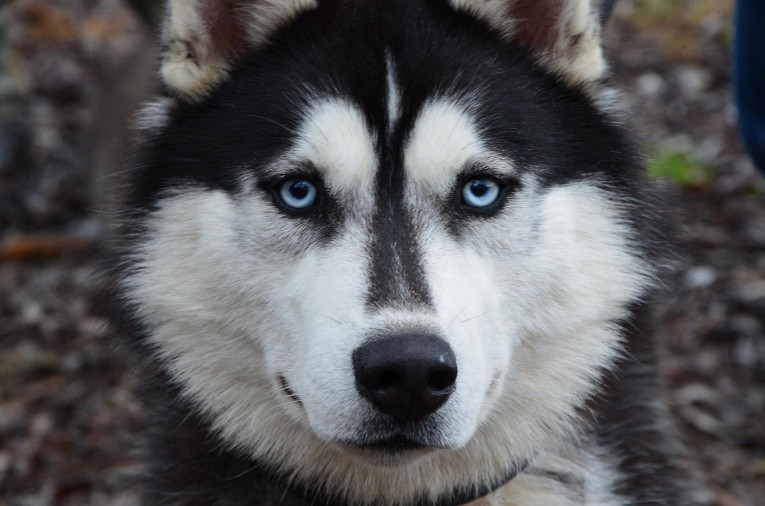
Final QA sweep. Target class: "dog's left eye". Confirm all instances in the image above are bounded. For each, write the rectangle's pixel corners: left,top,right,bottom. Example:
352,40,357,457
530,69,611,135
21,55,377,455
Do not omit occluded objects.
461,178,502,209
278,179,317,209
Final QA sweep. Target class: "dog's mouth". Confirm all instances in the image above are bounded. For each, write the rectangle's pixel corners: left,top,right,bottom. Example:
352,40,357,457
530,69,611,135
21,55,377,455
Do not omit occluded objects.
338,434,435,464
354,434,428,453
277,374,302,405
276,374,453,458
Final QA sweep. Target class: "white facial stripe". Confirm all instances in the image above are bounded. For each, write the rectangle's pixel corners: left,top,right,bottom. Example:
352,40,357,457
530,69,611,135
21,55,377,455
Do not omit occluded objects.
291,99,377,193
385,52,401,133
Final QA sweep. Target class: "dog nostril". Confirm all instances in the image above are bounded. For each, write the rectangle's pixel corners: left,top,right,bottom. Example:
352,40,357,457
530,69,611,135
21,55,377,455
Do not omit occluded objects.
377,370,399,390
428,366,457,391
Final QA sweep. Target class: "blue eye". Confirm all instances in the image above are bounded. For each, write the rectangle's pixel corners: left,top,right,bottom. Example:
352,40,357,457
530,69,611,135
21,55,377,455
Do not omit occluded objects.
279,179,317,209
462,178,501,208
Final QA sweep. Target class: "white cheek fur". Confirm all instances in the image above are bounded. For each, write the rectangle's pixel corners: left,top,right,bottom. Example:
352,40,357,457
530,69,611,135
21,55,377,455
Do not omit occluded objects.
410,172,654,470
123,174,652,505
474,181,652,456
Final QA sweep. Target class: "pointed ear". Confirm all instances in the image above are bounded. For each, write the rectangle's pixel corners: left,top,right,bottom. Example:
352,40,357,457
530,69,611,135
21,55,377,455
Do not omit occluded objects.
450,0,607,85
161,0,317,100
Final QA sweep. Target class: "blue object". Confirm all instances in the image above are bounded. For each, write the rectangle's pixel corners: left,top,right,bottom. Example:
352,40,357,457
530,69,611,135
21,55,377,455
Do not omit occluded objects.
734,0,765,173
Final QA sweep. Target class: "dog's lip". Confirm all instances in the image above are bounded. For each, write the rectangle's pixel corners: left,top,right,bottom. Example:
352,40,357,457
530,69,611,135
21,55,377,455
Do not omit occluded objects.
277,374,302,405
486,369,502,399
346,434,430,452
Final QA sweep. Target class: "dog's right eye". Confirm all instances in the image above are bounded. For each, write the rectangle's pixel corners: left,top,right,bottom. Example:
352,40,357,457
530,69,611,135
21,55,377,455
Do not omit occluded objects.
277,179,318,210
462,178,501,209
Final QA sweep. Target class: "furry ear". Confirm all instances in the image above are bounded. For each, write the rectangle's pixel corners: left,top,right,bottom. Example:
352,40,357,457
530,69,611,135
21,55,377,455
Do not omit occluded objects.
450,0,607,84
161,0,317,100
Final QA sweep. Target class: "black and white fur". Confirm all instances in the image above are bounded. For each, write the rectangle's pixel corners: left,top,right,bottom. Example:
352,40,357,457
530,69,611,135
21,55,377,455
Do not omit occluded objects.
109,0,694,504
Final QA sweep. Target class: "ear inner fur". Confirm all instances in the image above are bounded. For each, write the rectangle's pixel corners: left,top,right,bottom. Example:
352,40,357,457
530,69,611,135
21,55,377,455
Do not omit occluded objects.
449,0,606,84
201,0,251,60
161,0,317,100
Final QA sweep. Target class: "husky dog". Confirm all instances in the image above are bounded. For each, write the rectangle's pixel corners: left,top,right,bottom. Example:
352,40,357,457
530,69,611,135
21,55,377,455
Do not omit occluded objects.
110,0,693,504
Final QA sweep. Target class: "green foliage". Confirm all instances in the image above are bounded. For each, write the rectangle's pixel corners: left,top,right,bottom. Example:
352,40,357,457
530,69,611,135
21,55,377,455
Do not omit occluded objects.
634,0,687,21
647,147,716,187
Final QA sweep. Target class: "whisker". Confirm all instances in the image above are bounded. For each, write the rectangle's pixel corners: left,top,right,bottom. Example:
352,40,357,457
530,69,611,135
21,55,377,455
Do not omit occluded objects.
251,115,298,135
460,310,493,324
306,310,348,326
450,305,468,323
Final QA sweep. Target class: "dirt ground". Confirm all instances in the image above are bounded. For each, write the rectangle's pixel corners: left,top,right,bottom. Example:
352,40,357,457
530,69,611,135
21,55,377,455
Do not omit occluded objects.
0,1,763,505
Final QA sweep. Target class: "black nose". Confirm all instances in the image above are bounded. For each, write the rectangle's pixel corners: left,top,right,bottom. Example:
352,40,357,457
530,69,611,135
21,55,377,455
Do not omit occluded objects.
352,333,458,424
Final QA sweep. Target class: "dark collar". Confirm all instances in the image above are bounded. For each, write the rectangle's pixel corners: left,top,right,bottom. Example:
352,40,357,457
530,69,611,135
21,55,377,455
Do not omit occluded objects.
282,460,530,506
427,461,529,506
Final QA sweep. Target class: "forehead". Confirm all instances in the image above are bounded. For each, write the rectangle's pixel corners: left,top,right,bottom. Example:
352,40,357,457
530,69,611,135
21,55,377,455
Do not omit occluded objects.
252,0,534,188
287,97,489,195
225,0,545,147
135,0,623,204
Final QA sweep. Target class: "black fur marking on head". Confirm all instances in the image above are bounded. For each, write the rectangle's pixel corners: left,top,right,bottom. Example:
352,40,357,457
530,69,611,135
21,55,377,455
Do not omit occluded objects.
128,0,644,247
365,51,434,309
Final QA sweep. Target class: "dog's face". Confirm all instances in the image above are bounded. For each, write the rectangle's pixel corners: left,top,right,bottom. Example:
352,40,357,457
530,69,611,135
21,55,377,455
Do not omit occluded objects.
123,0,654,503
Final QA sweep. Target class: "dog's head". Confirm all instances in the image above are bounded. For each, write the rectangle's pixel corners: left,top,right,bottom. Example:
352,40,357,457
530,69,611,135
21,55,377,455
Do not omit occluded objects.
122,1,654,503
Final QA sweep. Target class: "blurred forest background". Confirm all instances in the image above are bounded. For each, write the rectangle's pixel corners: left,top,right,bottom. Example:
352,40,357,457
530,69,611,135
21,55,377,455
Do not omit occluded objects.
0,0,763,505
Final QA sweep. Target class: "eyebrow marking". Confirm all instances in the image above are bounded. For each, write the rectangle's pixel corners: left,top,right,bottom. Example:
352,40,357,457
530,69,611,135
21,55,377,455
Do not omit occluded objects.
289,98,378,192
403,98,485,193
